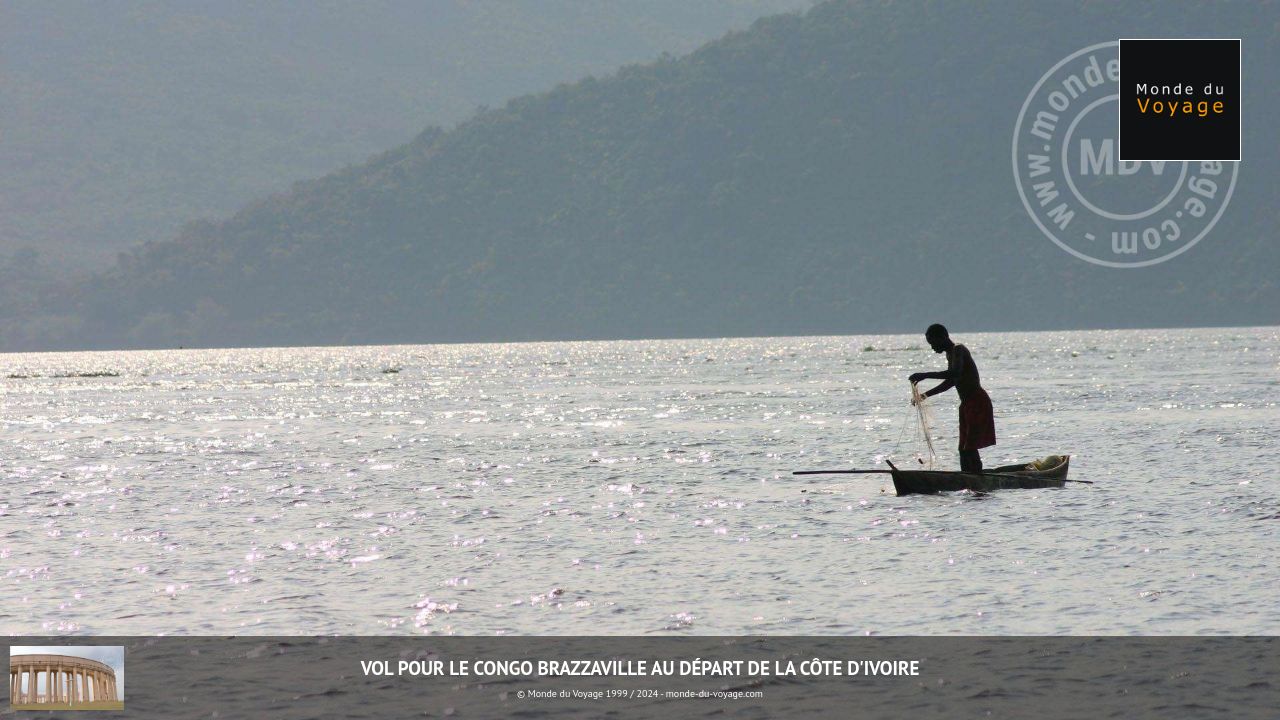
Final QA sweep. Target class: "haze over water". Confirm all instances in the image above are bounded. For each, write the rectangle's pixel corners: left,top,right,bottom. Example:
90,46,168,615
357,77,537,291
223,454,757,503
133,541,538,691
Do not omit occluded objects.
2,327,1276,635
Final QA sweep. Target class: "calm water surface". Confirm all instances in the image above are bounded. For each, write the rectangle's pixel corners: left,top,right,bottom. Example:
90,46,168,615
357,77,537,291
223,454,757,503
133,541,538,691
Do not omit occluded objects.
2,328,1277,635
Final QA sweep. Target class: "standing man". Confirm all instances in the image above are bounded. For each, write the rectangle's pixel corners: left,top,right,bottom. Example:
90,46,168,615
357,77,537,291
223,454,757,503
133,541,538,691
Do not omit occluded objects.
908,324,995,472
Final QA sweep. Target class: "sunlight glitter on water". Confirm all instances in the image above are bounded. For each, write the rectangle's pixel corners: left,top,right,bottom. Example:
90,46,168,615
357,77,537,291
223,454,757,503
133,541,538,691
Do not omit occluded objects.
1,327,1278,635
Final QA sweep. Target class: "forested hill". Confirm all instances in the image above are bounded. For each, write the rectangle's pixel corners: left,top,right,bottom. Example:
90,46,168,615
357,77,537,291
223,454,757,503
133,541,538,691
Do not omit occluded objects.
1,1,809,269
8,0,1278,350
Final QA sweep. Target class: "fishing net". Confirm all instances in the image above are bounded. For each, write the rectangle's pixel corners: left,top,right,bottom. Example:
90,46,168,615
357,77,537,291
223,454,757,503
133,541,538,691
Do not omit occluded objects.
910,382,937,470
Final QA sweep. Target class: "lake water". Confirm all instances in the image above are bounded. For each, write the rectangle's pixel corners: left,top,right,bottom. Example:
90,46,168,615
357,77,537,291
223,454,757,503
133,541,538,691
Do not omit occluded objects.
2,327,1277,635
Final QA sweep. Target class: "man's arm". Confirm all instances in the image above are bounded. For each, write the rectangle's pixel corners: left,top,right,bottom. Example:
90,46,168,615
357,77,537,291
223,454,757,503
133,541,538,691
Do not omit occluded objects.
923,378,954,398
910,348,965,397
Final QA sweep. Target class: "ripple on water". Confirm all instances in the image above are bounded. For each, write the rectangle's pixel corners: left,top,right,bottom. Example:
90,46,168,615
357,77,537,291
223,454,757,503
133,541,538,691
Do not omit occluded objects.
1,328,1278,634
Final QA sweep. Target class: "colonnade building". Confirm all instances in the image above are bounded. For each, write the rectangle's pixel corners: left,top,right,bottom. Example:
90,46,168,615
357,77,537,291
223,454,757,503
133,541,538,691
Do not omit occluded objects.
10,654,117,705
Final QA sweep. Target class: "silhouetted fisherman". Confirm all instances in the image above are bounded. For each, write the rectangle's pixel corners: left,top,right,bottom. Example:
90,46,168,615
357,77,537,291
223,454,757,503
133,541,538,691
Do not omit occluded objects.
908,324,996,472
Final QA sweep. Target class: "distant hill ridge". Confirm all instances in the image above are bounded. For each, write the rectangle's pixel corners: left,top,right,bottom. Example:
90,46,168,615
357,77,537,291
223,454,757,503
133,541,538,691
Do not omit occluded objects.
5,0,1276,350
0,1,808,268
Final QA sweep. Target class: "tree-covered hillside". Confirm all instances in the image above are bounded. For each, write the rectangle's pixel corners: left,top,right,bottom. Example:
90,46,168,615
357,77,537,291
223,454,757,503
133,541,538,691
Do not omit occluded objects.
6,0,1277,350
0,0,809,270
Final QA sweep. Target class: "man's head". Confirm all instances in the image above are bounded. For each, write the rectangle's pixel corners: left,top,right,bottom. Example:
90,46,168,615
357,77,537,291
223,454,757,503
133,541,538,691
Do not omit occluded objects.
925,323,950,353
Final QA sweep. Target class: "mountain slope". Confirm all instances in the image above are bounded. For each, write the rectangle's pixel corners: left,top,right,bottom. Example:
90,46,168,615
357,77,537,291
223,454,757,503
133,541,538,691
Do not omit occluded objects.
0,0,810,270
8,0,1278,350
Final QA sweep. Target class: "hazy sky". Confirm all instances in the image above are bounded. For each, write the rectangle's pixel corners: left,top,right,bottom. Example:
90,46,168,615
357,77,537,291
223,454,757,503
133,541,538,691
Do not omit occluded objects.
0,0,813,268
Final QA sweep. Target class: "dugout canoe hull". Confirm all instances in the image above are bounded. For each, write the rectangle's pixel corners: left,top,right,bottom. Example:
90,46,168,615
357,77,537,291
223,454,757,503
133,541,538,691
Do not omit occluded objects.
890,455,1070,495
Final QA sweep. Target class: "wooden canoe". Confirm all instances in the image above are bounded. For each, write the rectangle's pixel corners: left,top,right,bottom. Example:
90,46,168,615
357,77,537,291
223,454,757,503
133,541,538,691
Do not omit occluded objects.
890,455,1070,496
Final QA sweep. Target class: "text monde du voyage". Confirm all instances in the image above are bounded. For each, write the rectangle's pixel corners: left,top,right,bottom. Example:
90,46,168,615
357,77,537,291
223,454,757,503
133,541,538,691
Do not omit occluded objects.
1134,83,1228,118
360,658,921,678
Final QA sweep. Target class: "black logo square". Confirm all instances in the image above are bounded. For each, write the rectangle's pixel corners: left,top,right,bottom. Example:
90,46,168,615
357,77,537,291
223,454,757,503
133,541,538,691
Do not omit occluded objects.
1119,39,1240,161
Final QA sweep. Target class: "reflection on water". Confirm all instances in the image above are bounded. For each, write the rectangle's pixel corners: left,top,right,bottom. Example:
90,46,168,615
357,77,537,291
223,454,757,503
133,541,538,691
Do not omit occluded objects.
1,327,1277,634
